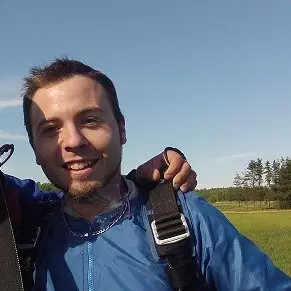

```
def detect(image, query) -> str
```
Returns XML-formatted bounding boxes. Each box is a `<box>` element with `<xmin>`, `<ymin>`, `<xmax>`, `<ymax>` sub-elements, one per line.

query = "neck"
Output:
<box><xmin>65</xmin><ymin>175</ymin><xmax>126</xmax><ymax>223</ymax></box>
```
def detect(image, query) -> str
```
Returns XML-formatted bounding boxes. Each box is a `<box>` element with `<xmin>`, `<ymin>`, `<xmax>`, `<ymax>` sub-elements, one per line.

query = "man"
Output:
<box><xmin>18</xmin><ymin>58</ymin><xmax>291</xmax><ymax>290</ymax></box>
<box><xmin>0</xmin><ymin>62</ymin><xmax>198</xmax><ymax>290</ymax></box>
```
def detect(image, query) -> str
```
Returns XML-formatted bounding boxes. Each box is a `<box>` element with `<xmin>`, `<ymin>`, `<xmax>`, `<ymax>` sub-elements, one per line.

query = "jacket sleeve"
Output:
<box><xmin>181</xmin><ymin>192</ymin><xmax>291</xmax><ymax>291</ymax></box>
<box><xmin>0</xmin><ymin>172</ymin><xmax>60</xmax><ymax>229</ymax></box>
<box><xmin>3</xmin><ymin>173</ymin><xmax>62</xmax><ymax>203</ymax></box>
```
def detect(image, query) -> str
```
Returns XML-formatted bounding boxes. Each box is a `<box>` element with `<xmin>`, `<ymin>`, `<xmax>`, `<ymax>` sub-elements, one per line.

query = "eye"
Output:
<box><xmin>83</xmin><ymin>116</ymin><xmax>101</xmax><ymax>126</ymax></box>
<box><xmin>41</xmin><ymin>125</ymin><xmax>59</xmax><ymax>135</ymax></box>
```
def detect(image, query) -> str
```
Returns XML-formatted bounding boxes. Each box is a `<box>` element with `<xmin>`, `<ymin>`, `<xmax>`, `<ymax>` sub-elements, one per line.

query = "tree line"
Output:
<box><xmin>36</xmin><ymin>157</ymin><xmax>291</xmax><ymax>209</ymax></box>
<box><xmin>199</xmin><ymin>157</ymin><xmax>291</xmax><ymax>209</ymax></box>
<box><xmin>36</xmin><ymin>182</ymin><xmax>60</xmax><ymax>192</ymax></box>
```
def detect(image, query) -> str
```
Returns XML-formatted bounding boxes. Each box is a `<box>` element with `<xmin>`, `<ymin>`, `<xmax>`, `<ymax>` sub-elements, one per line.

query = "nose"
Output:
<box><xmin>61</xmin><ymin>124</ymin><xmax>88</xmax><ymax>152</ymax></box>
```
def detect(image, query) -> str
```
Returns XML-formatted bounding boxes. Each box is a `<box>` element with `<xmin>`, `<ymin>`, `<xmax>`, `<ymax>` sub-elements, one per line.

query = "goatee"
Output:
<box><xmin>68</xmin><ymin>157</ymin><xmax>122</xmax><ymax>204</ymax></box>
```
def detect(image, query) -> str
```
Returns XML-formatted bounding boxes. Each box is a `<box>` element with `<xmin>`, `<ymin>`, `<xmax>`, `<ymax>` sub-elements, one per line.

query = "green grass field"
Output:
<box><xmin>218</xmin><ymin>209</ymin><xmax>291</xmax><ymax>276</ymax></box>
<box><xmin>213</xmin><ymin>200</ymin><xmax>276</xmax><ymax>212</ymax></box>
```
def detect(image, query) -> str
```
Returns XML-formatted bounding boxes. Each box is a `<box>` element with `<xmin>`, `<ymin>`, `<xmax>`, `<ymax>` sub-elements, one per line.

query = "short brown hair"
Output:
<box><xmin>22</xmin><ymin>58</ymin><xmax>124</xmax><ymax>146</ymax></box>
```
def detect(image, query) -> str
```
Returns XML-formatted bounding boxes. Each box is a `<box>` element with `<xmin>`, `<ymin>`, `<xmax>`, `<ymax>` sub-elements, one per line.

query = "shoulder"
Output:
<box><xmin>3</xmin><ymin>173</ymin><xmax>62</xmax><ymax>202</ymax></box>
<box><xmin>178</xmin><ymin>191</ymin><xmax>243</xmax><ymax>260</ymax></box>
<box><xmin>179</xmin><ymin>191</ymin><xmax>233</xmax><ymax>228</ymax></box>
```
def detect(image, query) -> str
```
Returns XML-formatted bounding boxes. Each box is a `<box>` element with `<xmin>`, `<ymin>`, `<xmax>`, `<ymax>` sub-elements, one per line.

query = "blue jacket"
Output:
<box><xmin>4</xmin><ymin>174</ymin><xmax>291</xmax><ymax>291</ymax></box>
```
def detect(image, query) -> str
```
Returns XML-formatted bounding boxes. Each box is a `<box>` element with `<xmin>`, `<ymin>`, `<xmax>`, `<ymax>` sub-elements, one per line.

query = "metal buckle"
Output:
<box><xmin>151</xmin><ymin>214</ymin><xmax>190</xmax><ymax>245</ymax></box>
<box><xmin>16</xmin><ymin>227</ymin><xmax>41</xmax><ymax>250</ymax></box>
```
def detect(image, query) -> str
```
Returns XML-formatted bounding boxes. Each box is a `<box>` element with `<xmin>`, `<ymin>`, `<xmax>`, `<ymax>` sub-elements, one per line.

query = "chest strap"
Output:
<box><xmin>148</xmin><ymin>180</ymin><xmax>203</xmax><ymax>291</ymax></box>
<box><xmin>0</xmin><ymin>144</ymin><xmax>24</xmax><ymax>290</ymax></box>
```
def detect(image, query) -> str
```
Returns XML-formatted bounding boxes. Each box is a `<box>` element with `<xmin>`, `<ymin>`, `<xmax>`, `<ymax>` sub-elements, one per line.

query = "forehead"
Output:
<box><xmin>30</xmin><ymin>76</ymin><xmax>111</xmax><ymax>120</ymax></box>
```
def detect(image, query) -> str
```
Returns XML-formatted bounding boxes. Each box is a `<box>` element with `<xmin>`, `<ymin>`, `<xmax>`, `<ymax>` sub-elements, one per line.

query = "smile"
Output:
<box><xmin>64</xmin><ymin>160</ymin><xmax>98</xmax><ymax>171</ymax></box>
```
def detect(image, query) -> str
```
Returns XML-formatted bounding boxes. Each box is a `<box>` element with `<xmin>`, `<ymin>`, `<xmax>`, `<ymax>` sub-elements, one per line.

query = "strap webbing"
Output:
<box><xmin>148</xmin><ymin>181</ymin><xmax>202</xmax><ymax>290</ymax></box>
<box><xmin>0</xmin><ymin>177</ymin><xmax>24</xmax><ymax>290</ymax></box>
<box><xmin>149</xmin><ymin>181</ymin><xmax>186</xmax><ymax>240</ymax></box>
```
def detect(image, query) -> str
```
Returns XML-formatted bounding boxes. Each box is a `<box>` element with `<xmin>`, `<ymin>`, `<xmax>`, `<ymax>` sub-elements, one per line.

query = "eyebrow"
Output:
<box><xmin>78</xmin><ymin>107</ymin><xmax>105</xmax><ymax>116</ymax></box>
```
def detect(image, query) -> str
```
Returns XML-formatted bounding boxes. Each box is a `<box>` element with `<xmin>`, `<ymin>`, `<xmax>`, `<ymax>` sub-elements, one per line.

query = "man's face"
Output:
<box><xmin>30</xmin><ymin>76</ymin><xmax>126</xmax><ymax>200</ymax></box>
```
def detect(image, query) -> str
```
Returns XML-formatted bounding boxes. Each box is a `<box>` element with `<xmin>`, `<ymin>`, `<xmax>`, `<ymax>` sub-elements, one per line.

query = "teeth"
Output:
<box><xmin>67</xmin><ymin>160</ymin><xmax>95</xmax><ymax>170</ymax></box>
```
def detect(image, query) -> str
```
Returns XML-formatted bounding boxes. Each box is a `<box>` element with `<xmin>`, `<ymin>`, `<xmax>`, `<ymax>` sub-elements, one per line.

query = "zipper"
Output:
<box><xmin>87</xmin><ymin>241</ymin><xmax>94</xmax><ymax>291</ymax></box>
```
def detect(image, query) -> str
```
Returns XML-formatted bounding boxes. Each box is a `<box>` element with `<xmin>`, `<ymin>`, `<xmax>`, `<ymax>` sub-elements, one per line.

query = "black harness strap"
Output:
<box><xmin>16</xmin><ymin>200</ymin><xmax>61</xmax><ymax>291</ymax></box>
<box><xmin>0</xmin><ymin>173</ymin><xmax>24</xmax><ymax>290</ymax></box>
<box><xmin>148</xmin><ymin>180</ymin><xmax>202</xmax><ymax>291</ymax></box>
<box><xmin>0</xmin><ymin>144</ymin><xmax>59</xmax><ymax>291</ymax></box>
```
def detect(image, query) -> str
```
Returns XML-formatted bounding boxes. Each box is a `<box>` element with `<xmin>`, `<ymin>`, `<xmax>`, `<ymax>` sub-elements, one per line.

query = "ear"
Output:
<box><xmin>119</xmin><ymin>118</ymin><xmax>127</xmax><ymax>145</ymax></box>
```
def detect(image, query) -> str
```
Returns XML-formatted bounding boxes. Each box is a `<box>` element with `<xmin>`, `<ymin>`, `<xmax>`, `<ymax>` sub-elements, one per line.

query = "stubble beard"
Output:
<box><xmin>68</xmin><ymin>157</ymin><xmax>122</xmax><ymax>204</ymax></box>
<box><xmin>46</xmin><ymin>150</ymin><xmax>123</xmax><ymax>205</ymax></box>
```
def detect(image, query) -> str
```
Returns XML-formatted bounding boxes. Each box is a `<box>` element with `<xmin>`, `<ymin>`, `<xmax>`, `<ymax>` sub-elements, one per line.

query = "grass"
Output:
<box><xmin>219</xmin><ymin>208</ymin><xmax>291</xmax><ymax>276</ymax></box>
<box><xmin>213</xmin><ymin>200</ymin><xmax>275</xmax><ymax>212</ymax></box>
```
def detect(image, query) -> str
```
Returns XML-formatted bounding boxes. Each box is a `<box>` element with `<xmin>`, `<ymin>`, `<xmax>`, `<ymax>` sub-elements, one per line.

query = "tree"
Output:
<box><xmin>272</xmin><ymin>159</ymin><xmax>280</xmax><ymax>185</ymax></box>
<box><xmin>233</xmin><ymin>173</ymin><xmax>243</xmax><ymax>208</ymax></box>
<box><xmin>264</xmin><ymin>160</ymin><xmax>272</xmax><ymax>188</ymax></box>
<box><xmin>276</xmin><ymin>157</ymin><xmax>291</xmax><ymax>208</ymax></box>
<box><xmin>37</xmin><ymin>182</ymin><xmax>60</xmax><ymax>192</ymax></box>
<box><xmin>233</xmin><ymin>173</ymin><xmax>242</xmax><ymax>187</ymax></box>
<box><xmin>254</xmin><ymin>158</ymin><xmax>264</xmax><ymax>187</ymax></box>
<box><xmin>246</xmin><ymin>160</ymin><xmax>257</xmax><ymax>187</ymax></box>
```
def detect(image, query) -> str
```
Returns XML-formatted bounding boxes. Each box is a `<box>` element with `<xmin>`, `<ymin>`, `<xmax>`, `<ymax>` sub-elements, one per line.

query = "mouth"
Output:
<box><xmin>63</xmin><ymin>159</ymin><xmax>98</xmax><ymax>171</ymax></box>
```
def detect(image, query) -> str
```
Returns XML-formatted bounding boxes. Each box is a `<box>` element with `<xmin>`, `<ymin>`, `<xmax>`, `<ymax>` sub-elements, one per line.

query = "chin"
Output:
<box><xmin>68</xmin><ymin>180</ymin><xmax>103</xmax><ymax>196</ymax></box>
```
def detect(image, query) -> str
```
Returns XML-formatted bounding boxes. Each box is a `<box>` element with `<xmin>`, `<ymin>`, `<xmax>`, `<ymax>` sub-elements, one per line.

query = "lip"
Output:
<box><xmin>69</xmin><ymin>166</ymin><xmax>95</xmax><ymax>179</ymax></box>
<box><xmin>63</xmin><ymin>159</ymin><xmax>98</xmax><ymax>179</ymax></box>
<box><xmin>63</xmin><ymin>158</ymin><xmax>97</xmax><ymax>166</ymax></box>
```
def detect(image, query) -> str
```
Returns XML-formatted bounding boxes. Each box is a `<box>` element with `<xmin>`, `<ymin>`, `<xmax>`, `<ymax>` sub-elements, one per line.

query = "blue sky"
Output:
<box><xmin>0</xmin><ymin>1</ymin><xmax>291</xmax><ymax>189</ymax></box>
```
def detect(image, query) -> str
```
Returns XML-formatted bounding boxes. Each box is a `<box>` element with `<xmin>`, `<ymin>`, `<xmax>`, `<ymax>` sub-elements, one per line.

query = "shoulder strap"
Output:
<box><xmin>147</xmin><ymin>180</ymin><xmax>203</xmax><ymax>291</ymax></box>
<box><xmin>0</xmin><ymin>171</ymin><xmax>24</xmax><ymax>290</ymax></box>
<box><xmin>16</xmin><ymin>199</ymin><xmax>61</xmax><ymax>291</ymax></box>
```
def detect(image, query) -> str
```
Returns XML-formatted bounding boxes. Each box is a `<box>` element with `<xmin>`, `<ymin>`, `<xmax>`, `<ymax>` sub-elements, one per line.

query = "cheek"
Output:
<box><xmin>85</xmin><ymin>122</ymin><xmax>121</xmax><ymax>151</ymax></box>
<box><xmin>89</xmin><ymin>130</ymin><xmax>118</xmax><ymax>151</ymax></box>
<box><xmin>34</xmin><ymin>146</ymin><xmax>47</xmax><ymax>166</ymax></box>
<box><xmin>33</xmin><ymin>137</ymin><xmax>61</xmax><ymax>165</ymax></box>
